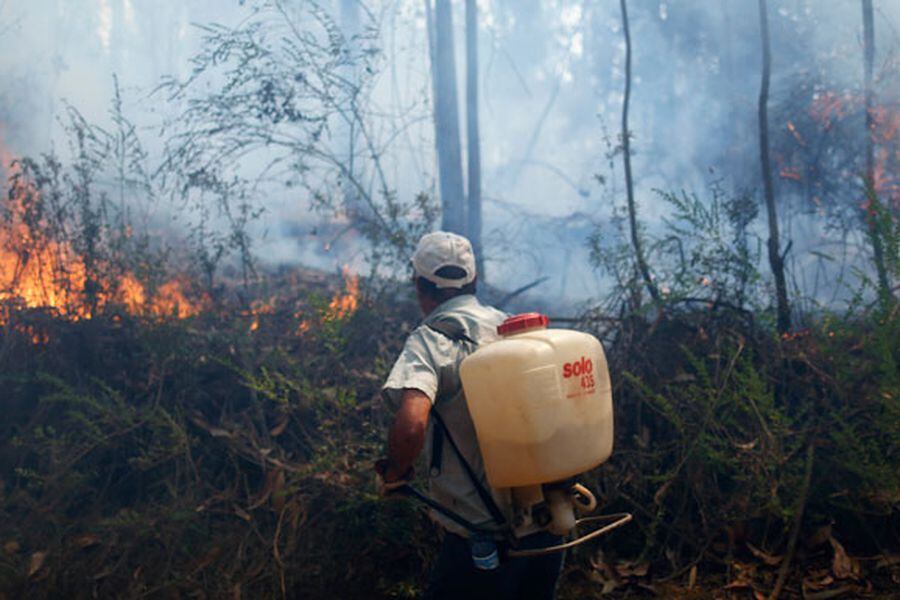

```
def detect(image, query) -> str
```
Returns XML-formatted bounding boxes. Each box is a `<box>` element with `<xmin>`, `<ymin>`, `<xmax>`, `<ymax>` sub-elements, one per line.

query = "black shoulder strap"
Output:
<box><xmin>427</xmin><ymin>318</ymin><xmax>477</xmax><ymax>346</ymax></box>
<box><xmin>425</xmin><ymin>318</ymin><xmax>473</xmax><ymax>478</ymax></box>
<box><xmin>425</xmin><ymin>317</ymin><xmax>507</xmax><ymax>528</ymax></box>
<box><xmin>430</xmin><ymin>408</ymin><xmax>507</xmax><ymax>527</ymax></box>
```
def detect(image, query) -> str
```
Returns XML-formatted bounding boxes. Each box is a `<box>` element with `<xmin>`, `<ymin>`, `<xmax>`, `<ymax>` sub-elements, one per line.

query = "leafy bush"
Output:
<box><xmin>0</xmin><ymin>285</ymin><xmax>437</xmax><ymax>599</ymax></box>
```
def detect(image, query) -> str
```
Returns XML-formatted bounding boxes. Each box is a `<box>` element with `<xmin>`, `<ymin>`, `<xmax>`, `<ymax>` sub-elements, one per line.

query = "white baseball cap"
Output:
<box><xmin>411</xmin><ymin>231</ymin><xmax>477</xmax><ymax>289</ymax></box>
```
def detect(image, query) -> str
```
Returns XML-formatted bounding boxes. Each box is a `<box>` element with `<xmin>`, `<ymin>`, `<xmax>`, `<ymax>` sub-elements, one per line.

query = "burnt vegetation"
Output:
<box><xmin>0</xmin><ymin>1</ymin><xmax>898</xmax><ymax>599</ymax></box>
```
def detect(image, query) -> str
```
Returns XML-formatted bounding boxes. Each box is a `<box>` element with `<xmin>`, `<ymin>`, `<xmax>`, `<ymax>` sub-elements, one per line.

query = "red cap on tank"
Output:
<box><xmin>497</xmin><ymin>312</ymin><xmax>550</xmax><ymax>336</ymax></box>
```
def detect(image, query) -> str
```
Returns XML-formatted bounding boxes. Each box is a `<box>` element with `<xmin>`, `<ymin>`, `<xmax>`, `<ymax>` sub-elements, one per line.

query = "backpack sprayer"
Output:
<box><xmin>391</xmin><ymin>313</ymin><xmax>632</xmax><ymax>567</ymax></box>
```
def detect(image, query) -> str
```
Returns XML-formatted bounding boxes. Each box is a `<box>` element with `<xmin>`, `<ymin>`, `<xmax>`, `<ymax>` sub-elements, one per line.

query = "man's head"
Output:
<box><xmin>411</xmin><ymin>231</ymin><xmax>477</xmax><ymax>315</ymax></box>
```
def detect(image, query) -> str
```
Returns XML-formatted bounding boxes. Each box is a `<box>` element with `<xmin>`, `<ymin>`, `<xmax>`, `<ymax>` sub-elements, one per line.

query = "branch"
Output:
<box><xmin>496</xmin><ymin>276</ymin><xmax>550</xmax><ymax>309</ymax></box>
<box><xmin>769</xmin><ymin>441</ymin><xmax>816</xmax><ymax>600</ymax></box>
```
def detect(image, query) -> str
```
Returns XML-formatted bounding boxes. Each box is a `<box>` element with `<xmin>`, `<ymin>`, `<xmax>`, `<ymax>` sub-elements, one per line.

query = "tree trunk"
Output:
<box><xmin>757</xmin><ymin>0</ymin><xmax>791</xmax><ymax>334</ymax></box>
<box><xmin>465</xmin><ymin>0</ymin><xmax>483</xmax><ymax>277</ymax></box>
<box><xmin>861</xmin><ymin>0</ymin><xmax>891</xmax><ymax>297</ymax></box>
<box><xmin>619</xmin><ymin>0</ymin><xmax>659</xmax><ymax>302</ymax></box>
<box><xmin>428</xmin><ymin>0</ymin><xmax>465</xmax><ymax>234</ymax></box>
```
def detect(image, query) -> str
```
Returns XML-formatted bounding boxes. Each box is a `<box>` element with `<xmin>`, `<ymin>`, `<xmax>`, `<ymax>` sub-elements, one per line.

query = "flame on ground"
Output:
<box><xmin>324</xmin><ymin>266</ymin><xmax>360</xmax><ymax>322</ymax></box>
<box><xmin>290</xmin><ymin>266</ymin><xmax>360</xmax><ymax>335</ymax></box>
<box><xmin>246</xmin><ymin>297</ymin><xmax>277</xmax><ymax>332</ymax></box>
<box><xmin>119</xmin><ymin>275</ymin><xmax>199</xmax><ymax>320</ymax></box>
<box><xmin>243</xmin><ymin>267</ymin><xmax>360</xmax><ymax>335</ymax></box>
<box><xmin>0</xmin><ymin>227</ymin><xmax>199</xmax><ymax>323</ymax></box>
<box><xmin>0</xmin><ymin>181</ymin><xmax>92</xmax><ymax>320</ymax></box>
<box><xmin>0</xmin><ymin>150</ymin><xmax>199</xmax><ymax>326</ymax></box>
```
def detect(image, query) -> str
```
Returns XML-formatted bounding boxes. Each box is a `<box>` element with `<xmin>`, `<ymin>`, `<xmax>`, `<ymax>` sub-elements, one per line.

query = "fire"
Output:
<box><xmin>0</xmin><ymin>188</ymin><xmax>91</xmax><ymax>320</ymax></box>
<box><xmin>0</xmin><ymin>150</ymin><xmax>199</xmax><ymax>325</ymax></box>
<box><xmin>779</xmin><ymin>167</ymin><xmax>802</xmax><ymax>182</ymax></box>
<box><xmin>324</xmin><ymin>266</ymin><xmax>360</xmax><ymax>322</ymax></box>
<box><xmin>872</xmin><ymin>148</ymin><xmax>898</xmax><ymax>205</ymax></box>
<box><xmin>293</xmin><ymin>266</ymin><xmax>360</xmax><ymax>334</ymax></box>
<box><xmin>786</xmin><ymin>121</ymin><xmax>806</xmax><ymax>146</ymax></box>
<box><xmin>119</xmin><ymin>275</ymin><xmax>199</xmax><ymax>319</ymax></box>
<box><xmin>870</xmin><ymin>105</ymin><xmax>900</xmax><ymax>143</ymax></box>
<box><xmin>246</xmin><ymin>297</ymin><xmax>276</xmax><ymax>332</ymax></box>
<box><xmin>798</xmin><ymin>90</ymin><xmax>899</xmax><ymax>212</ymax></box>
<box><xmin>809</xmin><ymin>91</ymin><xmax>849</xmax><ymax>129</ymax></box>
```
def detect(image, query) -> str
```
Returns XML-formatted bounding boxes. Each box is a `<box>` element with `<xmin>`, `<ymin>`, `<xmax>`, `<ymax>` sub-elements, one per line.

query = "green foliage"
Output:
<box><xmin>575</xmin><ymin>277</ymin><xmax>899</xmax><ymax>591</ymax></box>
<box><xmin>589</xmin><ymin>180</ymin><xmax>763</xmax><ymax>313</ymax></box>
<box><xmin>653</xmin><ymin>186</ymin><xmax>761</xmax><ymax>307</ymax></box>
<box><xmin>1</xmin><ymin>260</ymin><xmax>897</xmax><ymax>598</ymax></box>
<box><xmin>0</xmin><ymin>290</ymin><xmax>430</xmax><ymax>599</ymax></box>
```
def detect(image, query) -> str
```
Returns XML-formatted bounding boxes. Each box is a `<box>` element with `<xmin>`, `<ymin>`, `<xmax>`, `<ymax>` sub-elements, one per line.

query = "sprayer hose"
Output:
<box><xmin>570</xmin><ymin>482</ymin><xmax>598</xmax><ymax>512</ymax></box>
<box><xmin>506</xmin><ymin>512</ymin><xmax>633</xmax><ymax>558</ymax></box>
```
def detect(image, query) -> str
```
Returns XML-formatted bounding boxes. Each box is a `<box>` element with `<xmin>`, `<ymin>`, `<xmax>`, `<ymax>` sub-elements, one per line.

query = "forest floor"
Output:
<box><xmin>1</xmin><ymin>265</ymin><xmax>898</xmax><ymax>599</ymax></box>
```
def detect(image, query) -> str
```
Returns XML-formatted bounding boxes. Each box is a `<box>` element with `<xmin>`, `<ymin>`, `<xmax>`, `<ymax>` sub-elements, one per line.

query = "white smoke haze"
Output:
<box><xmin>0</xmin><ymin>0</ymin><xmax>897</xmax><ymax>310</ymax></box>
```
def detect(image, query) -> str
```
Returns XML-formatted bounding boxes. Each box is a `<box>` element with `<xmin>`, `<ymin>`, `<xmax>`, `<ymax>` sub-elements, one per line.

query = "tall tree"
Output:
<box><xmin>619</xmin><ymin>0</ymin><xmax>659</xmax><ymax>302</ymax></box>
<box><xmin>757</xmin><ymin>0</ymin><xmax>791</xmax><ymax>334</ymax></box>
<box><xmin>861</xmin><ymin>0</ymin><xmax>890</xmax><ymax>297</ymax></box>
<box><xmin>426</xmin><ymin>0</ymin><xmax>465</xmax><ymax>234</ymax></box>
<box><xmin>465</xmin><ymin>0</ymin><xmax>483</xmax><ymax>276</ymax></box>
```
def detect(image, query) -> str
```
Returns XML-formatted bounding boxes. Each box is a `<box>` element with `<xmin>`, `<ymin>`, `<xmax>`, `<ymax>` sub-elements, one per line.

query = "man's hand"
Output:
<box><xmin>374</xmin><ymin>458</ymin><xmax>413</xmax><ymax>497</ymax></box>
<box><xmin>376</xmin><ymin>388</ymin><xmax>431</xmax><ymax>497</ymax></box>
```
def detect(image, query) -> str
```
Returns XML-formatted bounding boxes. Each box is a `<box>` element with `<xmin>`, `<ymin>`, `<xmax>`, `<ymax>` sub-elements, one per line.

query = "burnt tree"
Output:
<box><xmin>757</xmin><ymin>0</ymin><xmax>791</xmax><ymax>334</ymax></box>
<box><xmin>861</xmin><ymin>0</ymin><xmax>891</xmax><ymax>297</ymax></box>
<box><xmin>619</xmin><ymin>0</ymin><xmax>659</xmax><ymax>302</ymax></box>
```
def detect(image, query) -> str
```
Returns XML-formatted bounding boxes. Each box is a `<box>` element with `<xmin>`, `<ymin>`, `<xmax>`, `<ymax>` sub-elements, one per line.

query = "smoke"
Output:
<box><xmin>0</xmin><ymin>0</ymin><xmax>897</xmax><ymax>309</ymax></box>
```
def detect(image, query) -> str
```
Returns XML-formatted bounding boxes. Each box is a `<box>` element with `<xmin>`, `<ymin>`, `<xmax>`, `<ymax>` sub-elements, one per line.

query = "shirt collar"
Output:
<box><xmin>425</xmin><ymin>293</ymin><xmax>478</xmax><ymax>322</ymax></box>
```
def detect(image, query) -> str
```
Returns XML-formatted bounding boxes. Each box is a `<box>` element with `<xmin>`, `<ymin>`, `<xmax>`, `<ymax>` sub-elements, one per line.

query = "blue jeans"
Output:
<box><xmin>424</xmin><ymin>531</ymin><xmax>564</xmax><ymax>600</ymax></box>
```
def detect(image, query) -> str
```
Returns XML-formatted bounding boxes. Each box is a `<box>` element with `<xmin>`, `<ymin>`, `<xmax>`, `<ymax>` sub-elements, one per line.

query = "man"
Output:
<box><xmin>376</xmin><ymin>231</ymin><xmax>563</xmax><ymax>600</ymax></box>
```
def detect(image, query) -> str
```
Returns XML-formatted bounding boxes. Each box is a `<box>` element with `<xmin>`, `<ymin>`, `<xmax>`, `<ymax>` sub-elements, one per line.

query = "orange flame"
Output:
<box><xmin>0</xmin><ymin>183</ymin><xmax>91</xmax><ymax>319</ymax></box>
<box><xmin>809</xmin><ymin>91</ymin><xmax>848</xmax><ymax>129</ymax></box>
<box><xmin>779</xmin><ymin>167</ymin><xmax>802</xmax><ymax>182</ymax></box>
<box><xmin>0</xmin><ymin>147</ymin><xmax>199</xmax><ymax>325</ymax></box>
<box><xmin>786</xmin><ymin>121</ymin><xmax>806</xmax><ymax>146</ymax></box>
<box><xmin>872</xmin><ymin>148</ymin><xmax>898</xmax><ymax>205</ymax></box>
<box><xmin>119</xmin><ymin>275</ymin><xmax>199</xmax><ymax>319</ymax></box>
<box><xmin>246</xmin><ymin>297</ymin><xmax>277</xmax><ymax>332</ymax></box>
<box><xmin>295</xmin><ymin>266</ymin><xmax>360</xmax><ymax>334</ymax></box>
<box><xmin>870</xmin><ymin>106</ymin><xmax>900</xmax><ymax>143</ymax></box>
<box><xmin>324</xmin><ymin>266</ymin><xmax>360</xmax><ymax>322</ymax></box>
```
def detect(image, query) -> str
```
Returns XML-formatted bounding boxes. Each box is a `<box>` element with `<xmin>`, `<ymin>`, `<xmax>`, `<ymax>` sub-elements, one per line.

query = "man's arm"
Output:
<box><xmin>383</xmin><ymin>388</ymin><xmax>432</xmax><ymax>482</ymax></box>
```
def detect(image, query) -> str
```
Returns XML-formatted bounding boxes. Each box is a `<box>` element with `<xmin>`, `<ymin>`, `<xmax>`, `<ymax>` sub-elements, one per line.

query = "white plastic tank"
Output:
<box><xmin>460</xmin><ymin>313</ymin><xmax>613</xmax><ymax>488</ymax></box>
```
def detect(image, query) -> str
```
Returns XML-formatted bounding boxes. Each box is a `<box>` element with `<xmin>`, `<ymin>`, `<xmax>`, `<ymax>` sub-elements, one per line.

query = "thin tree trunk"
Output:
<box><xmin>757</xmin><ymin>0</ymin><xmax>791</xmax><ymax>334</ymax></box>
<box><xmin>429</xmin><ymin>0</ymin><xmax>465</xmax><ymax>234</ymax></box>
<box><xmin>424</xmin><ymin>0</ymin><xmax>438</xmax><ymax>111</ymax></box>
<box><xmin>465</xmin><ymin>0</ymin><xmax>483</xmax><ymax>278</ymax></box>
<box><xmin>861</xmin><ymin>0</ymin><xmax>890</xmax><ymax>297</ymax></box>
<box><xmin>619</xmin><ymin>0</ymin><xmax>659</xmax><ymax>302</ymax></box>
